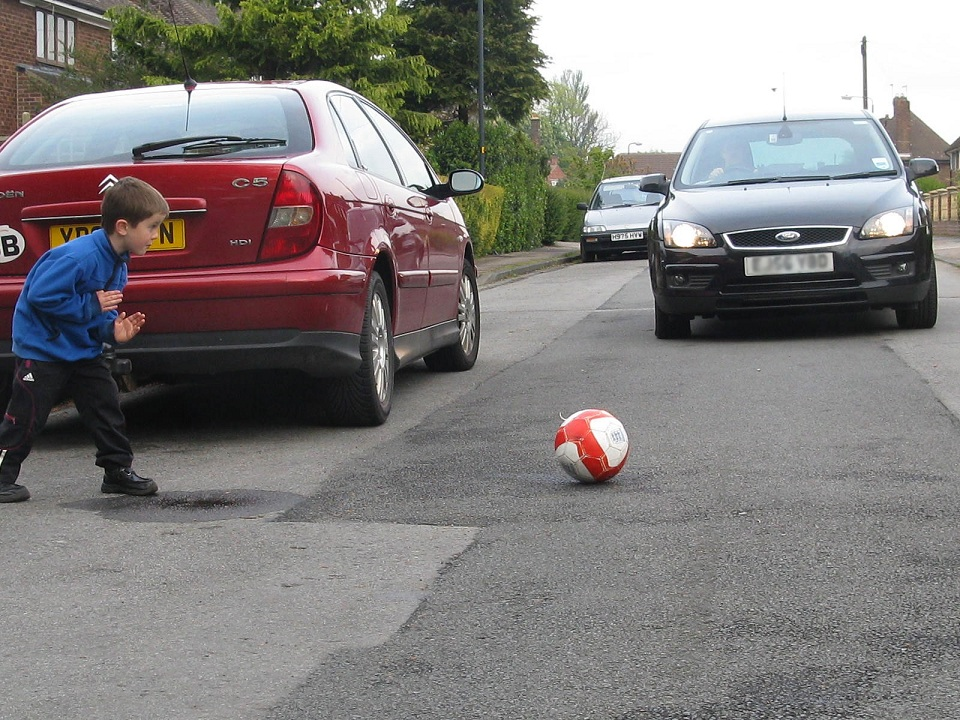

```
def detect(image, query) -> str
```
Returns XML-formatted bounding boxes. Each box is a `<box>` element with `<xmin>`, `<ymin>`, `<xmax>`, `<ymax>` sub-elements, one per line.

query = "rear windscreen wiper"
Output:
<box><xmin>133</xmin><ymin>135</ymin><xmax>240</xmax><ymax>159</ymax></box>
<box><xmin>133</xmin><ymin>136</ymin><xmax>287</xmax><ymax>159</ymax></box>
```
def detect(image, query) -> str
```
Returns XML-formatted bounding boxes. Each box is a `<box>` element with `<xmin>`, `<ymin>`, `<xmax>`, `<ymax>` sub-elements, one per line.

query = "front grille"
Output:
<box><xmin>725</xmin><ymin>226</ymin><xmax>851</xmax><ymax>250</ymax></box>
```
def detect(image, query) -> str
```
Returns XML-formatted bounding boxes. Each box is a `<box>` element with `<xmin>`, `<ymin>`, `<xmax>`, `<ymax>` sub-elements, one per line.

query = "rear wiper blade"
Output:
<box><xmin>133</xmin><ymin>135</ymin><xmax>241</xmax><ymax>159</ymax></box>
<box><xmin>182</xmin><ymin>137</ymin><xmax>287</xmax><ymax>156</ymax></box>
<box><xmin>830</xmin><ymin>169</ymin><xmax>898</xmax><ymax>180</ymax></box>
<box><xmin>133</xmin><ymin>136</ymin><xmax>287</xmax><ymax>159</ymax></box>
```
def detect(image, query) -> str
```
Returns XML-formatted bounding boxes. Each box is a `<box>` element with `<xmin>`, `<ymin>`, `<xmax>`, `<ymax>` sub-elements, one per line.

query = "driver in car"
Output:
<box><xmin>708</xmin><ymin>141</ymin><xmax>754</xmax><ymax>180</ymax></box>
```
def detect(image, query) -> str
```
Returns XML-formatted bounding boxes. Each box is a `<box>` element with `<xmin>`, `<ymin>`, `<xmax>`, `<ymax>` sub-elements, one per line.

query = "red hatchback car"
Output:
<box><xmin>0</xmin><ymin>81</ymin><xmax>484</xmax><ymax>425</ymax></box>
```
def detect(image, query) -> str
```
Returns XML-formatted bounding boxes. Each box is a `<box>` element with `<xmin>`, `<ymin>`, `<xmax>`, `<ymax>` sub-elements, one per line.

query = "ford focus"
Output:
<box><xmin>642</xmin><ymin>111</ymin><xmax>939</xmax><ymax>339</ymax></box>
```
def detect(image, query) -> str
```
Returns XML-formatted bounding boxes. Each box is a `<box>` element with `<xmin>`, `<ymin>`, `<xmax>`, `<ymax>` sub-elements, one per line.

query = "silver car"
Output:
<box><xmin>577</xmin><ymin>175</ymin><xmax>665</xmax><ymax>262</ymax></box>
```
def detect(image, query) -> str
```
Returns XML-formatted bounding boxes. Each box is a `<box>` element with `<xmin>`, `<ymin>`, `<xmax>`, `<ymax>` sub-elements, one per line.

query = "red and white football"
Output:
<box><xmin>554</xmin><ymin>409</ymin><xmax>630</xmax><ymax>483</ymax></box>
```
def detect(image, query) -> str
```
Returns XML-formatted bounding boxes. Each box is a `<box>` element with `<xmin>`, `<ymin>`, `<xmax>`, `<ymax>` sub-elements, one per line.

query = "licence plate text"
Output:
<box><xmin>744</xmin><ymin>252</ymin><xmax>833</xmax><ymax>277</ymax></box>
<box><xmin>611</xmin><ymin>231</ymin><xmax>643</xmax><ymax>242</ymax></box>
<box><xmin>50</xmin><ymin>219</ymin><xmax>185</xmax><ymax>251</ymax></box>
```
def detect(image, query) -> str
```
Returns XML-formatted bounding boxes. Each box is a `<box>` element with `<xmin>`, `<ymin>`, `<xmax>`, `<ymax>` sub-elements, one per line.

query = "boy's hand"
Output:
<box><xmin>114</xmin><ymin>311</ymin><xmax>146</xmax><ymax>343</ymax></box>
<box><xmin>97</xmin><ymin>290</ymin><xmax>123</xmax><ymax>313</ymax></box>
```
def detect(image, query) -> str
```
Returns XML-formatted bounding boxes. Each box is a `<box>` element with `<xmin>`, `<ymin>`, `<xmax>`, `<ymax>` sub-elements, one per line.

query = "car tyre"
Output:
<box><xmin>654</xmin><ymin>301</ymin><xmax>691</xmax><ymax>339</ymax></box>
<box><xmin>424</xmin><ymin>261</ymin><xmax>480</xmax><ymax>372</ymax></box>
<box><xmin>323</xmin><ymin>272</ymin><xmax>394</xmax><ymax>426</ymax></box>
<box><xmin>896</xmin><ymin>261</ymin><xmax>938</xmax><ymax>330</ymax></box>
<box><xmin>580</xmin><ymin>244</ymin><xmax>596</xmax><ymax>263</ymax></box>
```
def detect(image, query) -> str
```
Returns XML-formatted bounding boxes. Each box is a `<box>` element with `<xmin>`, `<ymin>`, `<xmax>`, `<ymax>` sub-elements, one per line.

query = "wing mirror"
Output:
<box><xmin>640</xmin><ymin>173</ymin><xmax>670</xmax><ymax>196</ymax></box>
<box><xmin>426</xmin><ymin>169</ymin><xmax>485</xmax><ymax>199</ymax></box>
<box><xmin>906</xmin><ymin>157</ymin><xmax>939</xmax><ymax>182</ymax></box>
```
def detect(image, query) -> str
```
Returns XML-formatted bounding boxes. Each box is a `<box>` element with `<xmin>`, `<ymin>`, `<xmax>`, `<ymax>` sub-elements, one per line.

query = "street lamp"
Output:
<box><xmin>841</xmin><ymin>94</ymin><xmax>874</xmax><ymax>113</ymax></box>
<box><xmin>627</xmin><ymin>142</ymin><xmax>642</xmax><ymax>154</ymax></box>
<box><xmin>478</xmin><ymin>0</ymin><xmax>485</xmax><ymax>176</ymax></box>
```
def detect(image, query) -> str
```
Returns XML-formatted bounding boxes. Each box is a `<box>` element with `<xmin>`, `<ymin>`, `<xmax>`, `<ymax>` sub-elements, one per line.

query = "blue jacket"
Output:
<box><xmin>12</xmin><ymin>229</ymin><xmax>128</xmax><ymax>362</ymax></box>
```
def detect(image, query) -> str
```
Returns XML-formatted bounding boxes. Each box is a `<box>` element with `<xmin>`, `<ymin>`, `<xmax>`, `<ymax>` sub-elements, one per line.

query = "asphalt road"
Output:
<box><xmin>4</xmin><ymin>255</ymin><xmax>960</xmax><ymax>719</ymax></box>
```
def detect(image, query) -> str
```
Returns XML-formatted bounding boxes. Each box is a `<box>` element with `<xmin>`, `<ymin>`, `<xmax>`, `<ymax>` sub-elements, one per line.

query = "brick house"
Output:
<box><xmin>879</xmin><ymin>95</ymin><xmax>952</xmax><ymax>184</ymax></box>
<box><xmin>1</xmin><ymin>0</ymin><xmax>218</xmax><ymax>139</ymax></box>
<box><xmin>607</xmin><ymin>152</ymin><xmax>681</xmax><ymax>180</ymax></box>
<box><xmin>945</xmin><ymin>136</ymin><xmax>960</xmax><ymax>185</ymax></box>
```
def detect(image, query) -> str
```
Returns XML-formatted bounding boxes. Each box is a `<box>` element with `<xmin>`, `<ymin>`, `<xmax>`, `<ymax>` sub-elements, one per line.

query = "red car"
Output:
<box><xmin>0</xmin><ymin>81</ymin><xmax>484</xmax><ymax>425</ymax></box>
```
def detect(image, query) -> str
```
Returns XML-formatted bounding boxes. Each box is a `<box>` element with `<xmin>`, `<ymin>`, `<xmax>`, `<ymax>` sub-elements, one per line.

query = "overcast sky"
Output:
<box><xmin>531</xmin><ymin>0</ymin><xmax>960</xmax><ymax>154</ymax></box>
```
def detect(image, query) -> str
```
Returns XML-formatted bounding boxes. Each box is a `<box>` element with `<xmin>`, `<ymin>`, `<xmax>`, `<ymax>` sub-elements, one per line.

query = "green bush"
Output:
<box><xmin>455</xmin><ymin>184</ymin><xmax>504</xmax><ymax>257</ymax></box>
<box><xmin>428</xmin><ymin>120</ymin><xmax>549</xmax><ymax>255</ymax></box>
<box><xmin>485</xmin><ymin>123</ymin><xmax>548</xmax><ymax>253</ymax></box>
<box><xmin>544</xmin><ymin>186</ymin><xmax>591</xmax><ymax>243</ymax></box>
<box><xmin>917</xmin><ymin>176</ymin><xmax>946</xmax><ymax>193</ymax></box>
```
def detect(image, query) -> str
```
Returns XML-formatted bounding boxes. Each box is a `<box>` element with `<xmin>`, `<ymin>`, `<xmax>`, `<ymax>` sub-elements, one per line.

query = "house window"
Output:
<box><xmin>36</xmin><ymin>9</ymin><xmax>76</xmax><ymax>66</ymax></box>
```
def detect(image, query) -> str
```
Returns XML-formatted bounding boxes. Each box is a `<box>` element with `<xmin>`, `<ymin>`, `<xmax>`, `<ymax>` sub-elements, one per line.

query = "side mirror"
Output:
<box><xmin>577</xmin><ymin>202</ymin><xmax>589</xmax><ymax>211</ymax></box>
<box><xmin>906</xmin><ymin>157</ymin><xmax>939</xmax><ymax>182</ymax></box>
<box><xmin>426</xmin><ymin>168</ymin><xmax>485</xmax><ymax>199</ymax></box>
<box><xmin>640</xmin><ymin>173</ymin><xmax>670</xmax><ymax>196</ymax></box>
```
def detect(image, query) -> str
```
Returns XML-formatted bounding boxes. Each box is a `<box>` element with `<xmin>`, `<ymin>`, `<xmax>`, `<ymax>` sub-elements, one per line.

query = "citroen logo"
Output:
<box><xmin>775</xmin><ymin>230</ymin><xmax>801</xmax><ymax>243</ymax></box>
<box><xmin>99</xmin><ymin>174</ymin><xmax>120</xmax><ymax>195</ymax></box>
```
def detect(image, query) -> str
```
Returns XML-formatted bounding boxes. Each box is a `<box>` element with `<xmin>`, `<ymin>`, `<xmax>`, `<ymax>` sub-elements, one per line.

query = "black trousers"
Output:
<box><xmin>0</xmin><ymin>356</ymin><xmax>132</xmax><ymax>486</ymax></box>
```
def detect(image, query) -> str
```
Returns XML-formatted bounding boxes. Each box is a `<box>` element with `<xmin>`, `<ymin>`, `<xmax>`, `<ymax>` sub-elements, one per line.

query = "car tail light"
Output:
<box><xmin>259</xmin><ymin>170</ymin><xmax>322</xmax><ymax>261</ymax></box>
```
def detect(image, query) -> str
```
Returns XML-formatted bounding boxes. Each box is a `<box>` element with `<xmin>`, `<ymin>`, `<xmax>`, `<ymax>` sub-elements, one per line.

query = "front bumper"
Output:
<box><xmin>651</xmin><ymin>235</ymin><xmax>933</xmax><ymax>317</ymax></box>
<box><xmin>581</xmin><ymin>231</ymin><xmax>647</xmax><ymax>256</ymax></box>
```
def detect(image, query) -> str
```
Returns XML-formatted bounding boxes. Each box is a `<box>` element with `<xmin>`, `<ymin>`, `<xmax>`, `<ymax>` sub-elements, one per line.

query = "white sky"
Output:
<box><xmin>531</xmin><ymin>0</ymin><xmax>960</xmax><ymax>153</ymax></box>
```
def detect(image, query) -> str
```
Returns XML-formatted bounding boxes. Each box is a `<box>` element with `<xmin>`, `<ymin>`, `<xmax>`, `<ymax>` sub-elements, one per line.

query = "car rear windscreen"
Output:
<box><xmin>0</xmin><ymin>87</ymin><xmax>313</xmax><ymax>170</ymax></box>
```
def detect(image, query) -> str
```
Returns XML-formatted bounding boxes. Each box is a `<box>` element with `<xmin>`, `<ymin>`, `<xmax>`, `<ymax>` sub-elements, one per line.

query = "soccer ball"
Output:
<box><xmin>554</xmin><ymin>409</ymin><xmax>630</xmax><ymax>483</ymax></box>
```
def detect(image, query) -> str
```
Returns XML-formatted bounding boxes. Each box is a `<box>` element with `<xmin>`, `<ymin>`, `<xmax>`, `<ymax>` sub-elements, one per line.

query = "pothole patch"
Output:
<box><xmin>62</xmin><ymin>489</ymin><xmax>306</xmax><ymax>523</ymax></box>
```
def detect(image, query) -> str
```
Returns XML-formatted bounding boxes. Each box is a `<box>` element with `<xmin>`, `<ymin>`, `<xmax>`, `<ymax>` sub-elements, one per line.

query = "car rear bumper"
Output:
<box><xmin>0</xmin><ymin>329</ymin><xmax>363</xmax><ymax>379</ymax></box>
<box><xmin>0</xmin><ymin>261</ymin><xmax>373</xmax><ymax>379</ymax></box>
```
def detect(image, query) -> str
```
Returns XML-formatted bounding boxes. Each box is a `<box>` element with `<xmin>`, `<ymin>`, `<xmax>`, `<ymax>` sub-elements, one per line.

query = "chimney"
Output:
<box><xmin>892</xmin><ymin>96</ymin><xmax>912</xmax><ymax>157</ymax></box>
<box><xmin>529</xmin><ymin>115</ymin><xmax>541</xmax><ymax>146</ymax></box>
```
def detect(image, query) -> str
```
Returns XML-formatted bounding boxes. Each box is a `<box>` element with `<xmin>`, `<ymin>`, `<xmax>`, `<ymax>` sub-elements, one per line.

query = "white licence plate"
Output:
<box><xmin>611</xmin><ymin>231</ymin><xmax>643</xmax><ymax>242</ymax></box>
<box><xmin>744</xmin><ymin>252</ymin><xmax>834</xmax><ymax>277</ymax></box>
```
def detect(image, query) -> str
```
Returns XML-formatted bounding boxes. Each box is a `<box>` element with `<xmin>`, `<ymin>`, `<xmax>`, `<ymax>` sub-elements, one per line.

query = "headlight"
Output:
<box><xmin>861</xmin><ymin>207</ymin><xmax>913</xmax><ymax>239</ymax></box>
<box><xmin>583</xmin><ymin>225</ymin><xmax>606</xmax><ymax>234</ymax></box>
<box><xmin>663</xmin><ymin>221</ymin><xmax>717</xmax><ymax>248</ymax></box>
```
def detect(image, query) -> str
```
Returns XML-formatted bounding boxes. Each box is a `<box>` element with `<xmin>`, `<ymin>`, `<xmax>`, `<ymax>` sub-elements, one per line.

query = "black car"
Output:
<box><xmin>642</xmin><ymin>110</ymin><xmax>940</xmax><ymax>339</ymax></box>
<box><xmin>577</xmin><ymin>175</ymin><xmax>664</xmax><ymax>262</ymax></box>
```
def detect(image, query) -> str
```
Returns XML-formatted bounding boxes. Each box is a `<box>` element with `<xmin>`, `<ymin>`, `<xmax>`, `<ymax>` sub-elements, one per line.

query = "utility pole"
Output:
<box><xmin>861</xmin><ymin>36</ymin><xmax>868</xmax><ymax>111</ymax></box>
<box><xmin>478</xmin><ymin>0</ymin><xmax>486</xmax><ymax>177</ymax></box>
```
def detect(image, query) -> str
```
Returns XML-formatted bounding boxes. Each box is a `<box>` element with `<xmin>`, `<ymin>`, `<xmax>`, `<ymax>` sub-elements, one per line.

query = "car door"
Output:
<box><xmin>328</xmin><ymin>94</ymin><xmax>429</xmax><ymax>335</ymax></box>
<box><xmin>359</xmin><ymin>107</ymin><xmax>465</xmax><ymax>328</ymax></box>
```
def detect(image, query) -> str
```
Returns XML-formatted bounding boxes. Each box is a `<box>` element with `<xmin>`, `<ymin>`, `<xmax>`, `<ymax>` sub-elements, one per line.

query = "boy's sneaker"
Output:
<box><xmin>0</xmin><ymin>483</ymin><xmax>30</xmax><ymax>503</ymax></box>
<box><xmin>101</xmin><ymin>467</ymin><xmax>158</xmax><ymax>496</ymax></box>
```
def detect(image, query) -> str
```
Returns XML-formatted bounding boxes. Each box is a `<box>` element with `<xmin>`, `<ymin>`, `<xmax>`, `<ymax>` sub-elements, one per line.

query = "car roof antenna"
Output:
<box><xmin>167</xmin><ymin>0</ymin><xmax>198</xmax><ymax>131</ymax></box>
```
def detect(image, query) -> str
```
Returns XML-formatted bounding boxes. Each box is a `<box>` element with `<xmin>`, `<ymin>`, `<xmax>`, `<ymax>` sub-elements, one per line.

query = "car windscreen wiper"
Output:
<box><xmin>725</xmin><ymin>174</ymin><xmax>840</xmax><ymax>186</ymax></box>
<box><xmin>133</xmin><ymin>136</ymin><xmax>287</xmax><ymax>159</ymax></box>
<box><xmin>723</xmin><ymin>176</ymin><xmax>782</xmax><ymax>186</ymax></box>
<box><xmin>829</xmin><ymin>169</ymin><xmax>899</xmax><ymax>180</ymax></box>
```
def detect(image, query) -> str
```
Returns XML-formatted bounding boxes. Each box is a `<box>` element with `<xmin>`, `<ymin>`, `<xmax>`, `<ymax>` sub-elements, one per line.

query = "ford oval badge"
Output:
<box><xmin>775</xmin><ymin>230</ymin><xmax>801</xmax><ymax>243</ymax></box>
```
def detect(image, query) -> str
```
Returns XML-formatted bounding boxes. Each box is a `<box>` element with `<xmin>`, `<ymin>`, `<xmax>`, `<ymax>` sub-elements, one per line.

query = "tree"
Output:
<box><xmin>396</xmin><ymin>0</ymin><xmax>548</xmax><ymax>125</ymax></box>
<box><xmin>103</xmin><ymin>0</ymin><xmax>439</xmax><ymax>135</ymax></box>
<box><xmin>537</xmin><ymin>69</ymin><xmax>615</xmax><ymax>156</ymax></box>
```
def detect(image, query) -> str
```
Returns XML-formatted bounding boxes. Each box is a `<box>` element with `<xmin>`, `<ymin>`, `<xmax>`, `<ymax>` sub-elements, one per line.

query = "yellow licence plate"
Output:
<box><xmin>49</xmin><ymin>219</ymin><xmax>185</xmax><ymax>251</ymax></box>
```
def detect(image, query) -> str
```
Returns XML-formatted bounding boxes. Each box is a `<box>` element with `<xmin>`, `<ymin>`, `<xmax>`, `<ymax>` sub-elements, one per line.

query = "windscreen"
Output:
<box><xmin>592</xmin><ymin>181</ymin><xmax>664</xmax><ymax>209</ymax></box>
<box><xmin>0</xmin><ymin>87</ymin><xmax>313</xmax><ymax>170</ymax></box>
<box><xmin>675</xmin><ymin>118</ymin><xmax>899</xmax><ymax>188</ymax></box>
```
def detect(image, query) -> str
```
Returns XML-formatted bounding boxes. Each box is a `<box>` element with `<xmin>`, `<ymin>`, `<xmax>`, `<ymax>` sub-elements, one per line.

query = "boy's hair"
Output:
<box><xmin>101</xmin><ymin>177</ymin><xmax>169</xmax><ymax>234</ymax></box>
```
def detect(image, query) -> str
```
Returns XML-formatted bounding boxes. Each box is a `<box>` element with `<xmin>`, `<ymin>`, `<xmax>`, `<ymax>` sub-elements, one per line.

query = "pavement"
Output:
<box><xmin>474</xmin><ymin>233</ymin><xmax>960</xmax><ymax>288</ymax></box>
<box><xmin>475</xmin><ymin>240</ymin><xmax>580</xmax><ymax>287</ymax></box>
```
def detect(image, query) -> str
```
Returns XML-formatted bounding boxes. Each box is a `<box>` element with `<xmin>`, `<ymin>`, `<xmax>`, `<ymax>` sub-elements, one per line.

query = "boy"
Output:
<box><xmin>0</xmin><ymin>177</ymin><xmax>168</xmax><ymax>503</ymax></box>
